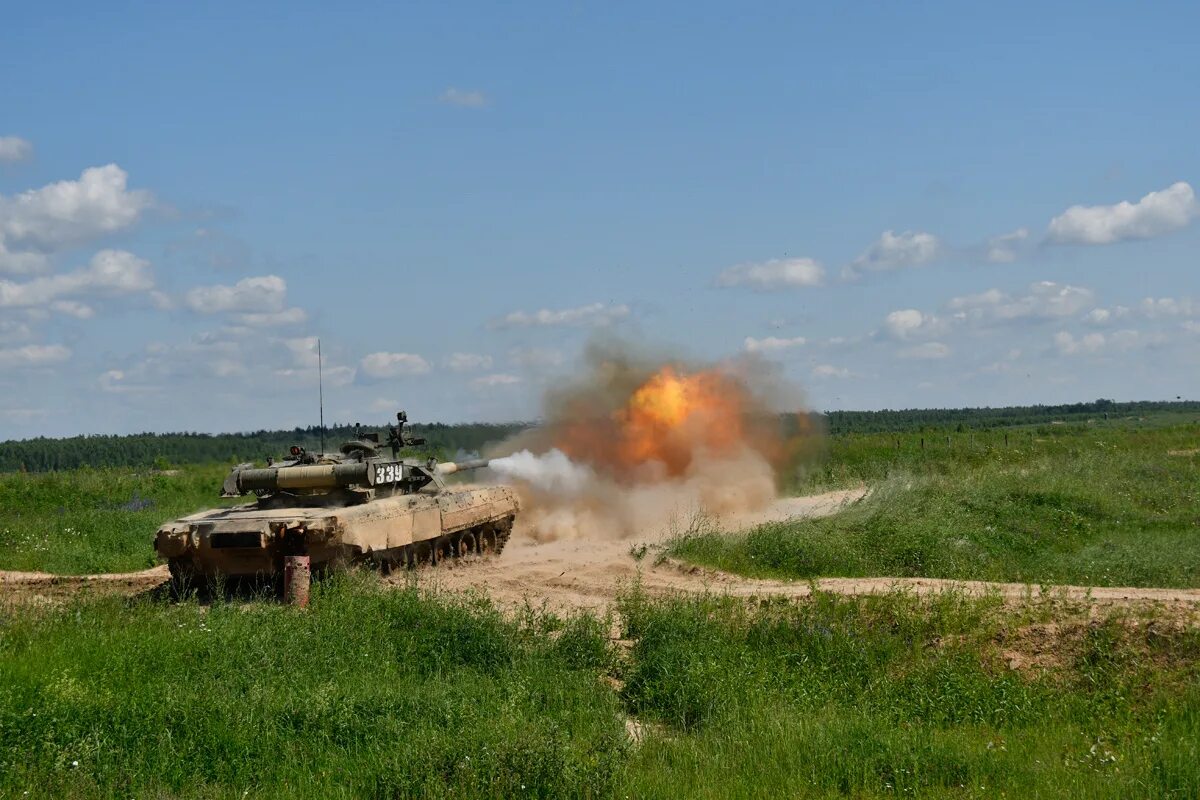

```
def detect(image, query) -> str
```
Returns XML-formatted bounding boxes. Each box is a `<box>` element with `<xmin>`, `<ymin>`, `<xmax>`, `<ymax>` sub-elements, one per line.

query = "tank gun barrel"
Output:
<box><xmin>223</xmin><ymin>457</ymin><xmax>493</xmax><ymax>497</ymax></box>
<box><xmin>435</xmin><ymin>458</ymin><xmax>490</xmax><ymax>475</ymax></box>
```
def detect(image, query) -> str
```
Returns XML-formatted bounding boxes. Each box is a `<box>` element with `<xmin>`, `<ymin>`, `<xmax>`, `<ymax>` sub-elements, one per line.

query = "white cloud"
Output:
<box><xmin>185</xmin><ymin>275</ymin><xmax>287</xmax><ymax>314</ymax></box>
<box><xmin>1047</xmin><ymin>181</ymin><xmax>1198</xmax><ymax>245</ymax></box>
<box><xmin>440</xmin><ymin>87</ymin><xmax>489</xmax><ymax>108</ymax></box>
<box><xmin>472</xmin><ymin>373</ymin><xmax>521</xmax><ymax>389</ymax></box>
<box><xmin>0</xmin><ymin>165</ymin><xmax>152</xmax><ymax>273</ymax></box>
<box><xmin>281</xmin><ymin>336</ymin><xmax>321</xmax><ymax>368</ymax></box>
<box><xmin>360</xmin><ymin>351</ymin><xmax>432</xmax><ymax>379</ymax></box>
<box><xmin>0</xmin><ymin>249</ymin><xmax>154</xmax><ymax>309</ymax></box>
<box><xmin>898</xmin><ymin>341</ymin><xmax>950</xmax><ymax>360</ymax></box>
<box><xmin>80</xmin><ymin>248</ymin><xmax>154</xmax><ymax>292</ymax></box>
<box><xmin>498</xmin><ymin>302</ymin><xmax>630</xmax><ymax>328</ymax></box>
<box><xmin>1183</xmin><ymin>321</ymin><xmax>1200</xmax><ymax>335</ymax></box>
<box><xmin>272</xmin><ymin>363</ymin><xmax>355</xmax><ymax>387</ymax></box>
<box><xmin>50</xmin><ymin>300</ymin><xmax>95</xmax><ymax>319</ymax></box>
<box><xmin>446</xmin><ymin>352</ymin><xmax>493</xmax><ymax>372</ymax></box>
<box><xmin>743</xmin><ymin>335</ymin><xmax>806</xmax><ymax>354</ymax></box>
<box><xmin>1109</xmin><ymin>329</ymin><xmax>1141</xmax><ymax>350</ymax></box>
<box><xmin>260</xmin><ymin>337</ymin><xmax>357</xmax><ymax>387</ymax></box>
<box><xmin>844</xmin><ymin>230</ymin><xmax>939</xmax><ymax>278</ymax></box>
<box><xmin>97</xmin><ymin>368</ymin><xmax>159</xmax><ymax>394</ymax></box>
<box><xmin>235</xmin><ymin>307</ymin><xmax>308</xmax><ymax>327</ymax></box>
<box><xmin>1054</xmin><ymin>331</ymin><xmax>1106</xmax><ymax>356</ymax></box>
<box><xmin>0</xmin><ymin>136</ymin><xmax>33</xmax><ymax>164</ymax></box>
<box><xmin>1083</xmin><ymin>306</ymin><xmax>1131</xmax><ymax>327</ymax></box>
<box><xmin>716</xmin><ymin>258</ymin><xmax>825</xmax><ymax>290</ymax></box>
<box><xmin>1053</xmin><ymin>329</ymin><xmax>1143</xmax><ymax>356</ymax></box>
<box><xmin>881</xmin><ymin>309</ymin><xmax>948</xmax><ymax>340</ymax></box>
<box><xmin>103</xmin><ymin>331</ymin><xmax>367</xmax><ymax>396</ymax></box>
<box><xmin>0</xmin><ymin>239</ymin><xmax>49</xmax><ymax>275</ymax></box>
<box><xmin>948</xmin><ymin>281</ymin><xmax>1094</xmax><ymax>323</ymax></box>
<box><xmin>985</xmin><ymin>228</ymin><xmax>1030</xmax><ymax>263</ymax></box>
<box><xmin>0</xmin><ymin>343</ymin><xmax>71</xmax><ymax>368</ymax></box>
<box><xmin>1140</xmin><ymin>297</ymin><xmax>1195</xmax><ymax>318</ymax></box>
<box><xmin>811</xmin><ymin>364</ymin><xmax>851</xmax><ymax>379</ymax></box>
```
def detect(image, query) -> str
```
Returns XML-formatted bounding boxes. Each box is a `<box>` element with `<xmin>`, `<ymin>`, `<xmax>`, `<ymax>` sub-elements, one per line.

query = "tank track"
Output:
<box><xmin>164</xmin><ymin>519</ymin><xmax>514</xmax><ymax>593</ymax></box>
<box><xmin>375</xmin><ymin>518</ymin><xmax>512</xmax><ymax>572</ymax></box>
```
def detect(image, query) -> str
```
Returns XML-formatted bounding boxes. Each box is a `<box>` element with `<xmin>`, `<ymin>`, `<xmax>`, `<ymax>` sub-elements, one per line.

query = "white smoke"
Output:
<box><xmin>488</xmin><ymin>446</ymin><xmax>776</xmax><ymax>543</ymax></box>
<box><xmin>487</xmin><ymin>449</ymin><xmax>595</xmax><ymax>496</ymax></box>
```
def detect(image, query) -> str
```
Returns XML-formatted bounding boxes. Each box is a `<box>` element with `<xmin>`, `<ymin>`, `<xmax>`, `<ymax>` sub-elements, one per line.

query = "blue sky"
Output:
<box><xmin>1</xmin><ymin>1</ymin><xmax>1198</xmax><ymax>438</ymax></box>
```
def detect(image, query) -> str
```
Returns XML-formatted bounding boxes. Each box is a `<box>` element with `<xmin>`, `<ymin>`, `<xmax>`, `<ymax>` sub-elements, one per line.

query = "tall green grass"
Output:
<box><xmin>0</xmin><ymin>465</ymin><xmax>231</xmax><ymax>574</ymax></box>
<box><xmin>684</xmin><ymin>423</ymin><xmax>1200</xmax><ymax>588</ymax></box>
<box><xmin>2</xmin><ymin>580</ymin><xmax>1196</xmax><ymax>798</ymax></box>
<box><xmin>0</xmin><ymin>576</ymin><xmax>625</xmax><ymax>798</ymax></box>
<box><xmin>618</xmin><ymin>589</ymin><xmax>1200</xmax><ymax>799</ymax></box>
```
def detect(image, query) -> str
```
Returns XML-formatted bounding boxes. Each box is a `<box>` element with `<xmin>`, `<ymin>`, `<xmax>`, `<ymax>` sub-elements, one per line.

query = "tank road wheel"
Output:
<box><xmin>479</xmin><ymin>525</ymin><xmax>498</xmax><ymax>555</ymax></box>
<box><xmin>455</xmin><ymin>531</ymin><xmax>476</xmax><ymax>558</ymax></box>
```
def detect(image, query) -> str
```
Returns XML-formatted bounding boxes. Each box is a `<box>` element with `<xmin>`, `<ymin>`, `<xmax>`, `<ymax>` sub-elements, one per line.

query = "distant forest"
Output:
<box><xmin>2</xmin><ymin>399</ymin><xmax>1197</xmax><ymax>472</ymax></box>
<box><xmin>0</xmin><ymin>422</ymin><xmax>529</xmax><ymax>473</ymax></box>
<box><xmin>822</xmin><ymin>399</ymin><xmax>1200</xmax><ymax>435</ymax></box>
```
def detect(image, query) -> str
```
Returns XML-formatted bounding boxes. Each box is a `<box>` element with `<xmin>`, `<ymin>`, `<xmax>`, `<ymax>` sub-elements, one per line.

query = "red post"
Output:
<box><xmin>284</xmin><ymin>555</ymin><xmax>311</xmax><ymax>607</ymax></box>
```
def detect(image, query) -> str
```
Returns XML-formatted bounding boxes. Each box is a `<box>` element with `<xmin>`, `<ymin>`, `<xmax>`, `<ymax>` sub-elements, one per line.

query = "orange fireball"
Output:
<box><xmin>613</xmin><ymin>366</ymin><xmax>748</xmax><ymax>474</ymax></box>
<box><xmin>545</xmin><ymin>364</ymin><xmax>756</xmax><ymax>479</ymax></box>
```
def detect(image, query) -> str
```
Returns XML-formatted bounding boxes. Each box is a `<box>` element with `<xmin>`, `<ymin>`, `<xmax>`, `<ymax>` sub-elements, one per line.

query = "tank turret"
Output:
<box><xmin>220</xmin><ymin>411</ymin><xmax>492</xmax><ymax>503</ymax></box>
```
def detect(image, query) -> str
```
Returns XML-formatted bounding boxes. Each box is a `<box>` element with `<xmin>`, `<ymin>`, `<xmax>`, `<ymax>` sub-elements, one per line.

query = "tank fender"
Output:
<box><xmin>330</xmin><ymin>497</ymin><xmax>444</xmax><ymax>552</ymax></box>
<box><xmin>156</xmin><ymin>529</ymin><xmax>190</xmax><ymax>558</ymax></box>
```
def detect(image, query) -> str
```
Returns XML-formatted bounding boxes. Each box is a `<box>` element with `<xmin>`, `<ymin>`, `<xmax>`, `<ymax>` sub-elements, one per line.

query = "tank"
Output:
<box><xmin>154</xmin><ymin>411</ymin><xmax>519</xmax><ymax>584</ymax></box>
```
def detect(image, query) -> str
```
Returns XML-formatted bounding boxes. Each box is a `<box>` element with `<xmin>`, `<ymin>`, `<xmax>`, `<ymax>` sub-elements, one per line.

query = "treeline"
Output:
<box><xmin>0</xmin><ymin>422</ymin><xmax>530</xmax><ymax>473</ymax></box>
<box><xmin>4</xmin><ymin>399</ymin><xmax>1198</xmax><ymax>472</ymax></box>
<box><xmin>822</xmin><ymin>399</ymin><xmax>1200</xmax><ymax>434</ymax></box>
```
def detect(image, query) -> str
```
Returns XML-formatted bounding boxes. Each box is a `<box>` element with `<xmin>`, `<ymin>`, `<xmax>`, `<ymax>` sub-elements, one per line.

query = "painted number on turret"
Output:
<box><xmin>374</xmin><ymin>463</ymin><xmax>403</xmax><ymax>484</ymax></box>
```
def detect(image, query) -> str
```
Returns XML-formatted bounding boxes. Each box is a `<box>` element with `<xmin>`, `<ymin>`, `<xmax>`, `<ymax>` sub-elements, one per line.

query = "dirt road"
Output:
<box><xmin>0</xmin><ymin>565</ymin><xmax>169</xmax><ymax>604</ymax></box>
<box><xmin>415</xmin><ymin>488</ymin><xmax>1200</xmax><ymax>616</ymax></box>
<box><xmin>4</xmin><ymin>488</ymin><xmax>1199</xmax><ymax>615</ymax></box>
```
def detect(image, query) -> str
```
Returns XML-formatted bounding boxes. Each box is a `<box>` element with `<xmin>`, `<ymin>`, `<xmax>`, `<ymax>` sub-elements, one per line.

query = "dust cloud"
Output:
<box><xmin>485</xmin><ymin>341</ymin><xmax>821</xmax><ymax>542</ymax></box>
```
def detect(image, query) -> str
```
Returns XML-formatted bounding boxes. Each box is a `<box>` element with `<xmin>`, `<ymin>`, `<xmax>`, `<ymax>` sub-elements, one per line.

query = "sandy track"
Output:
<box><xmin>4</xmin><ymin>488</ymin><xmax>1199</xmax><ymax>616</ymax></box>
<box><xmin>415</xmin><ymin>489</ymin><xmax>1200</xmax><ymax>616</ymax></box>
<box><xmin>0</xmin><ymin>564</ymin><xmax>169</xmax><ymax>604</ymax></box>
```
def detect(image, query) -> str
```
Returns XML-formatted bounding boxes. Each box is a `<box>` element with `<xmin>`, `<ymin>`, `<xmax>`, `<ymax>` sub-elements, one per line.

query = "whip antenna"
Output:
<box><xmin>318</xmin><ymin>338</ymin><xmax>325</xmax><ymax>455</ymax></box>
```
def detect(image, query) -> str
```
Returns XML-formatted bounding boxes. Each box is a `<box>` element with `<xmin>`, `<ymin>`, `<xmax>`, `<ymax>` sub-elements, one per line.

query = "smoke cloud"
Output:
<box><xmin>486</xmin><ymin>340</ymin><xmax>820</xmax><ymax>542</ymax></box>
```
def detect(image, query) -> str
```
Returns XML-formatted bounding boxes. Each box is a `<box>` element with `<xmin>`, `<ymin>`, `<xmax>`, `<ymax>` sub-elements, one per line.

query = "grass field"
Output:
<box><xmin>678</xmin><ymin>421</ymin><xmax>1200</xmax><ymax>588</ymax></box>
<box><xmin>0</xmin><ymin>464</ymin><xmax>231</xmax><ymax>574</ymax></box>
<box><xmin>0</xmin><ymin>578</ymin><xmax>1196</xmax><ymax>798</ymax></box>
<box><xmin>4</xmin><ymin>417</ymin><xmax>1197</xmax><ymax>585</ymax></box>
<box><xmin>1</xmin><ymin>417</ymin><xmax>1198</xmax><ymax>797</ymax></box>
